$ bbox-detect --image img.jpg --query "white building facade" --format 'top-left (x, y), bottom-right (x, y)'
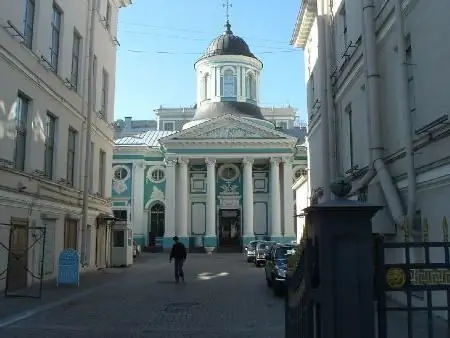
top-left (112, 21), bottom-right (308, 252)
top-left (292, 0), bottom-right (450, 315)
top-left (0, 0), bottom-right (131, 292)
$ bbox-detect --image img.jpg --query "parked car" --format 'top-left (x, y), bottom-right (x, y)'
top-left (254, 241), bottom-right (277, 266)
top-left (264, 244), bottom-right (296, 296)
top-left (244, 240), bottom-right (262, 263)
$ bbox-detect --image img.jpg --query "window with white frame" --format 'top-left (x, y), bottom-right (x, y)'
top-left (163, 122), bottom-right (174, 131)
top-left (71, 30), bottom-right (82, 90)
top-left (101, 68), bottom-right (109, 119)
top-left (66, 128), bottom-right (77, 186)
top-left (98, 149), bottom-right (106, 196)
top-left (50, 4), bottom-right (62, 72)
top-left (89, 142), bottom-right (94, 192)
top-left (221, 69), bottom-right (237, 97)
top-left (150, 168), bottom-right (165, 182)
top-left (24, 0), bottom-right (35, 49)
top-left (276, 121), bottom-right (288, 129)
top-left (92, 55), bottom-right (98, 111)
top-left (245, 73), bottom-right (256, 99)
top-left (44, 112), bottom-right (56, 179)
top-left (345, 103), bottom-right (354, 169)
top-left (14, 93), bottom-right (29, 171)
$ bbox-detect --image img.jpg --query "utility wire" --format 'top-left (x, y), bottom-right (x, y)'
top-left (122, 49), bottom-right (299, 55)
top-left (118, 21), bottom-right (291, 45)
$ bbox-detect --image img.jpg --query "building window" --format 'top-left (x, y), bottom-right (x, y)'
top-left (245, 73), bottom-right (256, 99)
top-left (150, 168), bottom-right (165, 183)
top-left (203, 73), bottom-right (211, 100)
top-left (89, 142), bottom-right (94, 192)
top-left (105, 1), bottom-right (112, 31)
top-left (71, 31), bottom-right (82, 90)
top-left (221, 69), bottom-right (237, 97)
top-left (114, 167), bottom-right (128, 180)
top-left (340, 5), bottom-right (348, 47)
top-left (66, 128), bottom-right (77, 186)
top-left (44, 113), bottom-right (56, 179)
top-left (276, 121), bottom-right (288, 129)
top-left (92, 55), bottom-right (97, 111)
top-left (14, 93), bottom-right (29, 171)
top-left (64, 219), bottom-right (78, 249)
top-left (163, 122), bottom-right (174, 131)
top-left (50, 5), bottom-right (62, 72)
top-left (405, 36), bottom-right (415, 113)
top-left (100, 69), bottom-right (109, 119)
top-left (113, 210), bottom-right (127, 221)
top-left (345, 103), bottom-right (354, 168)
top-left (98, 149), bottom-right (106, 196)
top-left (24, 0), bottom-right (35, 49)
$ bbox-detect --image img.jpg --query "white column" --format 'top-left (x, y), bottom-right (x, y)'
top-left (205, 158), bottom-right (216, 237)
top-left (163, 158), bottom-right (176, 239)
top-left (270, 157), bottom-right (282, 238)
top-left (242, 157), bottom-right (254, 237)
top-left (282, 157), bottom-right (295, 238)
top-left (177, 158), bottom-right (189, 238)
top-left (132, 161), bottom-right (145, 236)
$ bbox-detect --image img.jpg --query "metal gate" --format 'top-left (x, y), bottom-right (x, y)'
top-left (285, 238), bottom-right (318, 338)
top-left (0, 218), bottom-right (46, 298)
top-left (374, 218), bottom-right (450, 337)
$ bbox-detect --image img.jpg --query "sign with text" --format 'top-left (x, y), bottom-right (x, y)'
top-left (384, 264), bottom-right (450, 291)
top-left (57, 249), bottom-right (80, 287)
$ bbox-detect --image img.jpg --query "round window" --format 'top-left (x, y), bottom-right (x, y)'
top-left (151, 168), bottom-right (165, 182)
top-left (219, 164), bottom-right (239, 181)
top-left (114, 167), bottom-right (128, 180)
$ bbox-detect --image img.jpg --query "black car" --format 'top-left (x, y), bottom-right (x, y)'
top-left (264, 244), bottom-right (296, 296)
top-left (254, 241), bottom-right (277, 267)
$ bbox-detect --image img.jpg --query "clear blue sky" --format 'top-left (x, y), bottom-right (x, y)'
top-left (114, 0), bottom-right (306, 121)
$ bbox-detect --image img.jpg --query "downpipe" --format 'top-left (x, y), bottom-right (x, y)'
top-left (394, 0), bottom-right (416, 226)
top-left (317, 0), bottom-right (331, 200)
top-left (362, 0), bottom-right (405, 225)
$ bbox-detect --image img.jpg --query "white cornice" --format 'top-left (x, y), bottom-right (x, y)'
top-left (291, 0), bottom-right (317, 49)
top-left (195, 54), bottom-right (263, 70)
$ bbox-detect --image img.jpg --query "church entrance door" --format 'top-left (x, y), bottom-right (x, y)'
top-left (148, 203), bottom-right (165, 246)
top-left (218, 209), bottom-right (241, 250)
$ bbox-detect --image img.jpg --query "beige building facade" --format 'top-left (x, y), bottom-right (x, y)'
top-left (0, 0), bottom-right (131, 292)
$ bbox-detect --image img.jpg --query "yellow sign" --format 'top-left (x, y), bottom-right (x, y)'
top-left (409, 268), bottom-right (450, 286)
top-left (385, 267), bottom-right (406, 289)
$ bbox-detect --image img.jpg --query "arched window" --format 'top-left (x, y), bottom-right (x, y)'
top-left (221, 69), bottom-right (237, 97)
top-left (149, 203), bottom-right (165, 238)
top-left (203, 73), bottom-right (211, 100)
top-left (245, 73), bottom-right (256, 99)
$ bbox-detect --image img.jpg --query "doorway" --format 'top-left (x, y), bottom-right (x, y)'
top-left (7, 219), bottom-right (29, 291)
top-left (148, 203), bottom-right (165, 246)
top-left (218, 209), bottom-right (241, 249)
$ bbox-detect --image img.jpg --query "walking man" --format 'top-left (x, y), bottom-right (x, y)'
top-left (169, 236), bottom-right (187, 283)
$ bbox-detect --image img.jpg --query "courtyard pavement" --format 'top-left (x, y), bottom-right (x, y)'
top-left (0, 253), bottom-right (284, 337)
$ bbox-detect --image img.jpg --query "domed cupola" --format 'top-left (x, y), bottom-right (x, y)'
top-left (200, 21), bottom-right (257, 61)
top-left (184, 20), bottom-right (273, 130)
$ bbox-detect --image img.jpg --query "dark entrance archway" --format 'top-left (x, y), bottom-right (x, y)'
top-left (148, 203), bottom-right (165, 246)
top-left (218, 209), bottom-right (241, 252)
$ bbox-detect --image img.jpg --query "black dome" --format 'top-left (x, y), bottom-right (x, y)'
top-left (192, 101), bottom-right (265, 121)
top-left (199, 22), bottom-right (257, 60)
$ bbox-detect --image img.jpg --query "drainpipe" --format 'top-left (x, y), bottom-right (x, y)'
top-left (394, 0), bottom-right (416, 226)
top-left (362, 0), bottom-right (405, 225)
top-left (324, 0), bottom-right (337, 184)
top-left (81, 0), bottom-right (96, 242)
top-left (317, 0), bottom-right (331, 200)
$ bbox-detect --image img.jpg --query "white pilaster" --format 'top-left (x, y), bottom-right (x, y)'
top-left (177, 158), bottom-right (189, 237)
top-left (205, 158), bottom-right (216, 237)
top-left (270, 157), bottom-right (282, 237)
top-left (282, 157), bottom-right (295, 238)
top-left (164, 158), bottom-right (176, 238)
top-left (132, 161), bottom-right (145, 236)
top-left (242, 157), bottom-right (254, 237)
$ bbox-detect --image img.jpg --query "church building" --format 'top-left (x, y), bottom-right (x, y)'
top-left (111, 20), bottom-right (307, 251)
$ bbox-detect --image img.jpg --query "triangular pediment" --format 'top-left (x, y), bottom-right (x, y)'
top-left (160, 114), bottom-right (296, 143)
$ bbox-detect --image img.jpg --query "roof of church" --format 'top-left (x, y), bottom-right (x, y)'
top-left (192, 101), bottom-right (265, 121)
top-left (114, 130), bottom-right (175, 147)
top-left (198, 21), bottom-right (258, 61)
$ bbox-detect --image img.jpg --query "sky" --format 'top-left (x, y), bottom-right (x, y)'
top-left (114, 0), bottom-right (306, 122)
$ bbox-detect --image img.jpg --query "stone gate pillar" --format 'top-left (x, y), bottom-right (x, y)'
top-left (303, 178), bottom-right (382, 338)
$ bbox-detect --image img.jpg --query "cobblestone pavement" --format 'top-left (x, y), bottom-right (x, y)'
top-left (0, 253), bottom-right (284, 337)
